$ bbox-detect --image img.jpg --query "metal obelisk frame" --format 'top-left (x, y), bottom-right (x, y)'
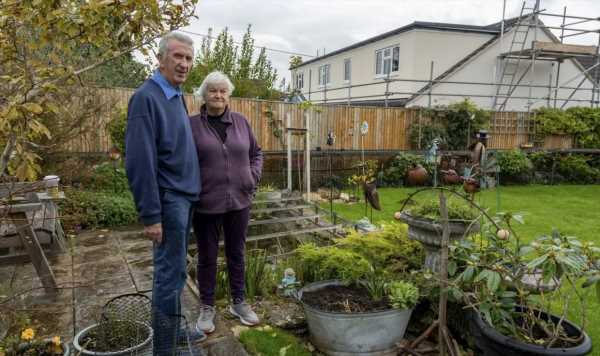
top-left (285, 109), bottom-right (311, 200)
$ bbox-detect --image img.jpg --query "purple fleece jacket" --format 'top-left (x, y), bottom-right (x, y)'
top-left (190, 105), bottom-right (263, 214)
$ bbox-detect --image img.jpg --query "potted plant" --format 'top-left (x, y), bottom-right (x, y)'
top-left (1, 328), bottom-right (69, 356)
top-left (449, 213), bottom-right (598, 356)
top-left (398, 197), bottom-right (480, 272)
top-left (293, 224), bottom-right (423, 355)
top-left (255, 184), bottom-right (281, 201)
top-left (299, 275), bottom-right (419, 356)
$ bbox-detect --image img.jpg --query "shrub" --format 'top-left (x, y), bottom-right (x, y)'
top-left (534, 107), bottom-right (600, 148)
top-left (528, 151), bottom-right (554, 172)
top-left (556, 154), bottom-right (599, 184)
top-left (444, 99), bottom-right (490, 150)
top-left (107, 107), bottom-right (127, 154)
top-left (59, 188), bottom-right (138, 230)
top-left (380, 152), bottom-right (433, 187)
top-left (567, 107), bottom-right (600, 148)
top-left (335, 222), bottom-right (423, 273)
top-left (496, 149), bottom-right (532, 183)
top-left (86, 162), bottom-right (130, 193)
top-left (408, 122), bottom-right (448, 150)
top-left (296, 223), bottom-right (424, 284)
top-left (410, 99), bottom-right (490, 150)
top-left (296, 243), bottom-right (372, 283)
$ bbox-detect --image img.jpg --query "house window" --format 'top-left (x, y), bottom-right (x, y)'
top-left (295, 72), bottom-right (304, 89)
top-left (375, 45), bottom-right (400, 76)
top-left (318, 64), bottom-right (330, 86)
top-left (344, 58), bottom-right (351, 82)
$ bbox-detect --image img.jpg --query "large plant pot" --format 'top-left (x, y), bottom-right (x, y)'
top-left (73, 321), bottom-right (152, 356)
top-left (299, 280), bottom-right (413, 356)
top-left (468, 306), bottom-right (592, 356)
top-left (399, 212), bottom-right (479, 273)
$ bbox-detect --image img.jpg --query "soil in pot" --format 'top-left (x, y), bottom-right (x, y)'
top-left (301, 284), bottom-right (390, 313)
top-left (79, 320), bottom-right (150, 353)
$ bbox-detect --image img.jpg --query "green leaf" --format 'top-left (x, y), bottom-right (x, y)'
top-left (519, 246), bottom-right (534, 257)
top-left (582, 275), bottom-right (600, 288)
top-left (475, 269), bottom-right (490, 283)
top-left (461, 266), bottom-right (475, 282)
top-left (512, 214), bottom-right (525, 224)
top-left (448, 261), bottom-right (457, 276)
top-left (526, 255), bottom-right (548, 270)
top-left (487, 271), bottom-right (501, 292)
top-left (22, 102), bottom-right (43, 114)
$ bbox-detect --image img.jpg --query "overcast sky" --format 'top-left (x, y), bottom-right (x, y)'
top-left (180, 0), bottom-right (600, 85)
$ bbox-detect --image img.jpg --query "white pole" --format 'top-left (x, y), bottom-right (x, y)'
top-left (286, 112), bottom-right (292, 192)
top-left (305, 109), bottom-right (311, 202)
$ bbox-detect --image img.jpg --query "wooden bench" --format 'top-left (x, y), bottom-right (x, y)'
top-left (1, 181), bottom-right (66, 294)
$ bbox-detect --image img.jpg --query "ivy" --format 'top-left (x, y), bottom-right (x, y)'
top-left (534, 107), bottom-right (600, 148)
top-left (410, 99), bottom-right (490, 150)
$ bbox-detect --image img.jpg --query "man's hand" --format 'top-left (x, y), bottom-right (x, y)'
top-left (144, 223), bottom-right (163, 244)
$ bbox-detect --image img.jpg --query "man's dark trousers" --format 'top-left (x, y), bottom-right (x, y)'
top-left (152, 191), bottom-right (194, 355)
top-left (193, 207), bottom-right (250, 305)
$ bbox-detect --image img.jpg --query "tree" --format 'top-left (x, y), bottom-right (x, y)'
top-left (80, 52), bottom-right (149, 89)
top-left (0, 0), bottom-right (198, 179)
top-left (289, 55), bottom-right (303, 69)
top-left (183, 25), bottom-right (279, 99)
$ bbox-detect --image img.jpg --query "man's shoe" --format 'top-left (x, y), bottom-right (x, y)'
top-left (177, 326), bottom-right (207, 344)
top-left (195, 304), bottom-right (216, 334)
top-left (229, 301), bottom-right (260, 326)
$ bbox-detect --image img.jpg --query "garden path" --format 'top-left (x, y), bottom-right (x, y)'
top-left (0, 227), bottom-right (249, 355)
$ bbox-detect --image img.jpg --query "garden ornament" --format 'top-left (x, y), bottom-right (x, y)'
top-left (326, 130), bottom-right (335, 146)
top-left (406, 164), bottom-right (428, 186)
top-left (425, 138), bottom-right (441, 164)
top-left (279, 268), bottom-right (299, 297)
top-left (362, 180), bottom-right (381, 211)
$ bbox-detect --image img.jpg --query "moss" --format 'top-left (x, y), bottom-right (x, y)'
top-left (406, 197), bottom-right (479, 221)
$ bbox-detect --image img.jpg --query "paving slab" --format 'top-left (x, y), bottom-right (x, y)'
top-left (1, 226), bottom-right (256, 355)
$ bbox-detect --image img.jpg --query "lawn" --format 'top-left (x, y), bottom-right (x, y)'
top-left (323, 185), bottom-right (600, 353)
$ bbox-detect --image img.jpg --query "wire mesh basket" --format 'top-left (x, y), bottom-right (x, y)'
top-left (72, 293), bottom-right (205, 355)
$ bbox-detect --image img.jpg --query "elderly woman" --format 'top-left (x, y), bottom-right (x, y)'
top-left (190, 71), bottom-right (263, 334)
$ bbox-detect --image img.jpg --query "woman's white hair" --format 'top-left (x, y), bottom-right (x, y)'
top-left (195, 71), bottom-right (235, 100)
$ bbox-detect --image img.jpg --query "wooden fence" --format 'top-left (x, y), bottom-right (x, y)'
top-left (61, 88), bottom-right (573, 153)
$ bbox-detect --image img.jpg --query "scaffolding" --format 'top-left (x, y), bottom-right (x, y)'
top-left (297, 0), bottom-right (600, 111)
top-left (494, 0), bottom-right (600, 112)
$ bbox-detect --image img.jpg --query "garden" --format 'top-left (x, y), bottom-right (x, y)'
top-left (2, 0), bottom-right (600, 353)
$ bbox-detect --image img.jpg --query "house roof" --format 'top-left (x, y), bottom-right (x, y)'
top-left (293, 21), bottom-right (502, 69)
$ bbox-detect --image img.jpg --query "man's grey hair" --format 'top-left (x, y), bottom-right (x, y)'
top-left (158, 32), bottom-right (194, 60)
top-left (195, 71), bottom-right (236, 100)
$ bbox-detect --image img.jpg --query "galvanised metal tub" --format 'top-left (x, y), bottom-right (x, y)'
top-left (299, 280), bottom-right (413, 356)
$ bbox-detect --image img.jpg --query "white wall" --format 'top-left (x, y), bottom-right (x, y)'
top-left (408, 27), bottom-right (596, 110)
top-left (291, 28), bottom-right (493, 104)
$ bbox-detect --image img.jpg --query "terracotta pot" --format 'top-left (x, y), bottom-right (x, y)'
top-left (463, 178), bottom-right (480, 194)
top-left (406, 165), bottom-right (428, 186)
top-left (442, 169), bottom-right (460, 185)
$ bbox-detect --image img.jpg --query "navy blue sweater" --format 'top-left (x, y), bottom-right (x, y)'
top-left (125, 79), bottom-right (200, 225)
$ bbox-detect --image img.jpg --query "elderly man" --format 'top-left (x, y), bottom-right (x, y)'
top-left (125, 32), bottom-right (204, 353)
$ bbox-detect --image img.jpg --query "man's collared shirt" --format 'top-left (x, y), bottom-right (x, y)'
top-left (150, 70), bottom-right (182, 100)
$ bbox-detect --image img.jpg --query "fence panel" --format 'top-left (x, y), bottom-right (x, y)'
top-left (61, 88), bottom-right (572, 153)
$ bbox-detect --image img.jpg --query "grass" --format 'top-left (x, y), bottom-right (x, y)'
top-left (323, 185), bottom-right (600, 353)
top-left (238, 326), bottom-right (312, 356)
